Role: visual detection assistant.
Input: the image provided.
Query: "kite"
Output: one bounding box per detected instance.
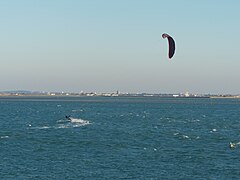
[162,33,175,59]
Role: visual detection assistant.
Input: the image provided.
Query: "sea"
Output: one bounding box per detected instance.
[0,96,240,179]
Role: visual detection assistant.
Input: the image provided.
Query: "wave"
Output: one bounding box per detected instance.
[56,118,90,129]
[173,132,200,140]
[69,118,89,123]
[30,118,91,130]
[210,128,217,133]
[1,136,9,139]
[72,109,84,112]
[30,126,51,130]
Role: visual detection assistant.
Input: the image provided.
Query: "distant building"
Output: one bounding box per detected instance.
[184,91,190,97]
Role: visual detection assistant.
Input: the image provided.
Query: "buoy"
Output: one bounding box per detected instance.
[229,142,235,149]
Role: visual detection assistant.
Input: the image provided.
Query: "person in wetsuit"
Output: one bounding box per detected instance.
[65,115,71,121]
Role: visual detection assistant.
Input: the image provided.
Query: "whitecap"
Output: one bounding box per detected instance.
[56,118,91,129]
[57,119,66,123]
[56,124,70,129]
[1,136,9,139]
[38,126,51,129]
[56,121,90,129]
[183,135,189,139]
[210,129,217,133]
[72,123,89,127]
[30,118,91,130]
[72,109,83,112]
[69,118,90,124]
[30,126,51,130]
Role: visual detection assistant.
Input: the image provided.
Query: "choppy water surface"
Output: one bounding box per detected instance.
[0,96,240,179]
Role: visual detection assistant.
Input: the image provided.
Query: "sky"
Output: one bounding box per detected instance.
[0,0,240,94]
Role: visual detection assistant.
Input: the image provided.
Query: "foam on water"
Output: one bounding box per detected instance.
[56,118,90,129]
[210,128,217,133]
[72,109,84,112]
[30,118,90,130]
[69,118,89,124]
[182,135,190,139]
[173,131,201,140]
[30,126,51,130]
[1,136,9,139]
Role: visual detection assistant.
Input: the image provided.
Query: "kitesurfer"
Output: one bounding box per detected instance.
[65,115,71,121]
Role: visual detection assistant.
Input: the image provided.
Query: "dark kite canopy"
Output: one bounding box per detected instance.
[162,33,175,59]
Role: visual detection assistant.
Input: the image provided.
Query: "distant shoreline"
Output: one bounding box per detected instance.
[0,93,239,99]
[209,96,240,99]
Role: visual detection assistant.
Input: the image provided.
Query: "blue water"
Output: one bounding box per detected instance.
[0,96,240,179]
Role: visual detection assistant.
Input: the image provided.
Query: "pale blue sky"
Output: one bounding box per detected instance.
[0,0,239,94]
